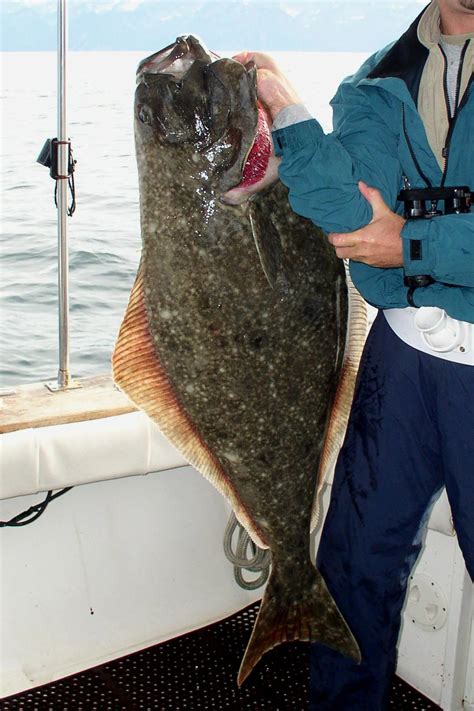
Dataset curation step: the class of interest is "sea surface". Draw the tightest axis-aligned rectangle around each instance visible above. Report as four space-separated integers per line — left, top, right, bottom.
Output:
1 50 368 387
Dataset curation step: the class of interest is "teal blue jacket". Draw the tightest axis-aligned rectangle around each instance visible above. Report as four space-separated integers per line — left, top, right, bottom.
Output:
272 16 474 323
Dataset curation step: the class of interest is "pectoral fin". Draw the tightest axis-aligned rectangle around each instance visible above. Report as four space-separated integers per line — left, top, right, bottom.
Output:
248 196 289 294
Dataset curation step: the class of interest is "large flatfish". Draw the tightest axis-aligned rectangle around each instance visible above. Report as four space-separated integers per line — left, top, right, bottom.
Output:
113 35 366 685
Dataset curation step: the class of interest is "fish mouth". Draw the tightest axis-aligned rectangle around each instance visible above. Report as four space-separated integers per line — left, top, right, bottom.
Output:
137 35 219 81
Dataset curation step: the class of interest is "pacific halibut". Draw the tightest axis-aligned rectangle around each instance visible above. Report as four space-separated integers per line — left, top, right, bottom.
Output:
113 35 367 686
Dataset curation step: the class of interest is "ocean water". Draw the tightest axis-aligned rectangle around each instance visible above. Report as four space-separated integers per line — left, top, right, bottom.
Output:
0 50 368 387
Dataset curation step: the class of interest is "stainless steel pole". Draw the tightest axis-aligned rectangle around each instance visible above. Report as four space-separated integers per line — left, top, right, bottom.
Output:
57 0 70 388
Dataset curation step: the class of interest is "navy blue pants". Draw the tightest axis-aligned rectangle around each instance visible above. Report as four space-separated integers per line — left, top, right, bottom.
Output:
310 311 474 710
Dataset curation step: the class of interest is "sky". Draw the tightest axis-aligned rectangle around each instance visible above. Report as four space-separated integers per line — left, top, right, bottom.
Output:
1 0 428 52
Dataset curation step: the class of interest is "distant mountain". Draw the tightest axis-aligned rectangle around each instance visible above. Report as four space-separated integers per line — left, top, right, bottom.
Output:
1 1 426 52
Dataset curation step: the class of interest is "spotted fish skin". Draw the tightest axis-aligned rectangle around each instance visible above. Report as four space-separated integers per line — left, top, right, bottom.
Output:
142 179 345 551
113 35 361 686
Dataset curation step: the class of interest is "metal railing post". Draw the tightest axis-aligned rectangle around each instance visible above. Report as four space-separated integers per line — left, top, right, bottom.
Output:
56 0 71 388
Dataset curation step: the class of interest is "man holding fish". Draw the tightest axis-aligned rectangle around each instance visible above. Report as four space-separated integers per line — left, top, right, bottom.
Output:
235 0 473 708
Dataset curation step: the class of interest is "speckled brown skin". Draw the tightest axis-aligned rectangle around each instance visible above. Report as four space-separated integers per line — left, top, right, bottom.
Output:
122 36 360 685
141 178 346 553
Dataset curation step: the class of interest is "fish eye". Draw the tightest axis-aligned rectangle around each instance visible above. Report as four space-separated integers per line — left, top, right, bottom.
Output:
137 104 153 124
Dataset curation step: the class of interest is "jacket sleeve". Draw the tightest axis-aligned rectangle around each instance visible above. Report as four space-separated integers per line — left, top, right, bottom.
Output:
348 259 474 322
272 77 411 309
348 211 474 313
402 212 474 288
272 78 403 234
272 69 474 320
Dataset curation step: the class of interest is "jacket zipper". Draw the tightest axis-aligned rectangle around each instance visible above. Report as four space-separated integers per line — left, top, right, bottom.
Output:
439 40 470 186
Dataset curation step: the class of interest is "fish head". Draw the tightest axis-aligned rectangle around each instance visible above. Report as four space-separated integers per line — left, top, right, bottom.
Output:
135 35 279 203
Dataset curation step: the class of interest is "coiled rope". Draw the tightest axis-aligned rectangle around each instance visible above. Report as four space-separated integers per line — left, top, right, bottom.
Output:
223 511 271 590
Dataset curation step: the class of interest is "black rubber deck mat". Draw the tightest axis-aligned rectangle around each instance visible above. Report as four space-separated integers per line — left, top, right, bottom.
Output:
3 602 441 710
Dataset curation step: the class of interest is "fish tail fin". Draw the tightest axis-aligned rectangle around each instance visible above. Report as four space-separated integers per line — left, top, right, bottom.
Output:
237 563 360 686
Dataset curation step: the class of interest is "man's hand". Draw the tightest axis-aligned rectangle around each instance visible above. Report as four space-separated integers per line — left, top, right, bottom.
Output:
328 182 405 268
232 51 301 120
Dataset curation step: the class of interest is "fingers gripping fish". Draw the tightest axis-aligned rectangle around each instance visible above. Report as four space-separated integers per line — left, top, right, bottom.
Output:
113 35 366 686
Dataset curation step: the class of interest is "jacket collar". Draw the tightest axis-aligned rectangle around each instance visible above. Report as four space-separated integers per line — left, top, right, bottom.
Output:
367 5 430 103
